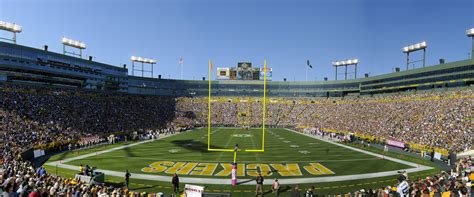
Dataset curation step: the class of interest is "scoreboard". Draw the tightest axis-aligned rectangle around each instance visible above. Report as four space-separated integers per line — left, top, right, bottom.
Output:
260 67 272 81
217 62 272 81
217 68 230 80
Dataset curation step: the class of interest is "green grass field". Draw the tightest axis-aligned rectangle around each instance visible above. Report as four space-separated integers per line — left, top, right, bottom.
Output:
45 128 439 196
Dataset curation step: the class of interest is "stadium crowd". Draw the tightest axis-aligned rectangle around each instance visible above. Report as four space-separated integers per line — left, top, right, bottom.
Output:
0 84 178 196
177 89 473 153
1 159 133 196
0 83 472 196
342 156 473 196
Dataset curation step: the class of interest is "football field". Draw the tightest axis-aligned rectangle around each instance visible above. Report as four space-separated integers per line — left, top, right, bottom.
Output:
45 128 436 195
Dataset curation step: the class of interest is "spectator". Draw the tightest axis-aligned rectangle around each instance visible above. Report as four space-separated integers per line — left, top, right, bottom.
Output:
172 173 179 194
271 178 280 196
291 185 301 197
79 164 84 175
125 169 131 189
255 173 264 196
304 186 314 197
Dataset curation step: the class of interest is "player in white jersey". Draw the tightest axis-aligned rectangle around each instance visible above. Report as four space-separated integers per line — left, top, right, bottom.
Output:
396 175 410 197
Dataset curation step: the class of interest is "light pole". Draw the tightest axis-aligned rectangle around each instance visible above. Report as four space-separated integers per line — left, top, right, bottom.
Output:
402 41 427 70
0 21 22 44
179 58 184 80
466 28 474 59
130 56 157 78
62 37 86 58
332 59 359 80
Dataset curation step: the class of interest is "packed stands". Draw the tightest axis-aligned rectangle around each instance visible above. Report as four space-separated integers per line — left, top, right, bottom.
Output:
0 83 472 195
176 88 473 153
0 84 178 196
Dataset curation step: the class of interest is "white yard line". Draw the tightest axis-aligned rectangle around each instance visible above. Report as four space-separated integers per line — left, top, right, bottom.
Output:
284 129 428 168
50 132 181 164
75 155 382 163
248 130 262 162
216 128 234 161
46 128 433 185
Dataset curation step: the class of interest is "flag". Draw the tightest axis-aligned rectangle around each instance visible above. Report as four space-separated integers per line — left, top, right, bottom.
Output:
179 58 183 65
307 60 313 69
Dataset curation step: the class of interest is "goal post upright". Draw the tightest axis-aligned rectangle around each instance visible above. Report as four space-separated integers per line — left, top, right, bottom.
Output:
244 59 267 152
262 59 267 151
207 59 235 152
208 59 212 151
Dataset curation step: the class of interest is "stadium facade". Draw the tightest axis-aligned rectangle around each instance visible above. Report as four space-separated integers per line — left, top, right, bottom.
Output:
0 41 473 97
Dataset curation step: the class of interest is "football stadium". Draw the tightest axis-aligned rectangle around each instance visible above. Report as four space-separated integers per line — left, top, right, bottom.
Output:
1 1 473 196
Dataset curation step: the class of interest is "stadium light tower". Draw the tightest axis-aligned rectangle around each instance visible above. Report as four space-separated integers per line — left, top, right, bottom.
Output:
0 20 22 44
402 41 427 70
130 56 157 78
62 37 86 58
466 28 474 59
332 59 359 80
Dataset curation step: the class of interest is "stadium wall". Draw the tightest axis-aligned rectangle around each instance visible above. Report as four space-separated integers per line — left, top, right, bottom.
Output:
1 41 473 97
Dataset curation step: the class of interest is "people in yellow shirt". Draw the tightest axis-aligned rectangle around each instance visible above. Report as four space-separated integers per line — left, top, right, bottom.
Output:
441 191 450 197
79 164 84 175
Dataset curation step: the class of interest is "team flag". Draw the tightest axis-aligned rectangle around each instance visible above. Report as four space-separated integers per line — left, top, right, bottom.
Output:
179 58 183 65
307 60 313 69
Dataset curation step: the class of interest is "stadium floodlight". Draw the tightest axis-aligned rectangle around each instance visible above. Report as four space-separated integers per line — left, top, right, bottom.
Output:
0 20 22 44
62 37 86 49
332 58 359 80
62 37 86 58
466 28 474 37
130 56 157 78
402 41 427 53
466 28 474 59
402 41 427 70
402 46 409 53
0 21 22 33
332 59 359 66
130 56 157 64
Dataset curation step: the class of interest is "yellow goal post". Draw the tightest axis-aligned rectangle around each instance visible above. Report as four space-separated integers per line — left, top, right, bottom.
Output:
207 59 267 152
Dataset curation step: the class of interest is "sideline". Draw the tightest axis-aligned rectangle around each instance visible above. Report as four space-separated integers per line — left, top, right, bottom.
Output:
284 129 427 168
49 131 182 164
46 129 433 185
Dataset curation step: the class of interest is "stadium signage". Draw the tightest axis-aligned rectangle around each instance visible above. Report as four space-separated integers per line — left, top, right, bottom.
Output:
184 184 204 197
142 161 334 177
386 139 405 148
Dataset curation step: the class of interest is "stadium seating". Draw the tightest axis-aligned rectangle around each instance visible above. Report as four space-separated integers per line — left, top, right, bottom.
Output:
0 84 472 196
176 89 473 153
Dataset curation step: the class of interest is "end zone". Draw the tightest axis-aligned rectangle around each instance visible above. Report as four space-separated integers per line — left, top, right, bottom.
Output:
207 59 268 152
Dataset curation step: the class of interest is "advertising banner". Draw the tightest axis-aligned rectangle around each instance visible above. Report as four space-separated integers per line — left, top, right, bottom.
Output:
434 152 442 160
386 139 405 149
260 67 272 81
33 150 45 158
184 184 205 197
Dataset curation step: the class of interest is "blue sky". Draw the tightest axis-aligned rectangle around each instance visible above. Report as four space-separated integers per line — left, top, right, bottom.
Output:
1 0 473 81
